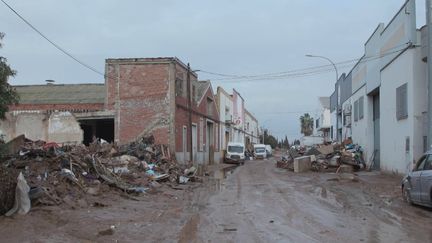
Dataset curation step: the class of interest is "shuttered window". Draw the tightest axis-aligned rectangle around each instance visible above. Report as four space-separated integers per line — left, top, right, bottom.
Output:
354 100 359 122
359 96 364 120
396 83 408 120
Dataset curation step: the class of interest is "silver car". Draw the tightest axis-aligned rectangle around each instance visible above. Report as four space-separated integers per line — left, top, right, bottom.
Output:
402 151 432 207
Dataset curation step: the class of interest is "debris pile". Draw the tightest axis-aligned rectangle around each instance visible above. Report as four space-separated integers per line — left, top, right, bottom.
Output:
0 135 196 215
277 140 367 173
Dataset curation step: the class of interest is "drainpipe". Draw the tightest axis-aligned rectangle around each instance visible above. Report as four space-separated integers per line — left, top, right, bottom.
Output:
187 63 193 162
427 0 432 148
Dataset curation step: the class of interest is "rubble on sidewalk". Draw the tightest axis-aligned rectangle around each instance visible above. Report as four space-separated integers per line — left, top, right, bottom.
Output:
276 139 367 174
0 135 198 215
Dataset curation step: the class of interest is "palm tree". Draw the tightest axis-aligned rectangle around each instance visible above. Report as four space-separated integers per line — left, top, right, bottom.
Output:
300 113 314 136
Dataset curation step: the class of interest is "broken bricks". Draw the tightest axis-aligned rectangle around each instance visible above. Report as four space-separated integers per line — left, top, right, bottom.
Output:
0 134 197 215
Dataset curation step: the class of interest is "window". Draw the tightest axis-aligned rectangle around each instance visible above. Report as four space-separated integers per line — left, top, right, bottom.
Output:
396 83 408 120
416 155 427 171
316 119 319 128
207 98 214 116
192 85 196 102
425 155 432 171
359 96 364 120
175 78 184 97
330 126 333 139
405 136 410 153
354 100 359 122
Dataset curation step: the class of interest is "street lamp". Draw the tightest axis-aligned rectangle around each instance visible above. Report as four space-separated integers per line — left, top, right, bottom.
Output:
306 54 340 141
305 54 339 82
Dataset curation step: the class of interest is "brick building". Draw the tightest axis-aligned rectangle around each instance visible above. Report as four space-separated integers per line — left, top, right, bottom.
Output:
1 57 221 164
105 57 221 164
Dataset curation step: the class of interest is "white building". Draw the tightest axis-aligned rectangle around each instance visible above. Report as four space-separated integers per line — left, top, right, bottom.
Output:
315 97 331 142
244 109 260 147
330 0 427 174
216 87 260 153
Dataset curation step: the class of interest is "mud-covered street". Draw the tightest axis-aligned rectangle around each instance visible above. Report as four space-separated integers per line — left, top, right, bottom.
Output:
2 155 431 242
196 157 432 243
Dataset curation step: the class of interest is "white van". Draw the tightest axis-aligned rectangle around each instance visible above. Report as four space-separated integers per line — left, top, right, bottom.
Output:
225 142 245 164
253 144 267 159
265 145 273 157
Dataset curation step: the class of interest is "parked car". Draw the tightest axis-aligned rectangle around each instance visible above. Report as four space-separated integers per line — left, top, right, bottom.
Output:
265 145 273 157
401 151 432 207
253 144 267 159
224 142 245 165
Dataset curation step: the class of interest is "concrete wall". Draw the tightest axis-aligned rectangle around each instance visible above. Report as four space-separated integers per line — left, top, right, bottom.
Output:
0 111 83 144
48 112 83 144
350 85 372 159
216 87 233 151
330 110 337 141
343 0 419 172
380 47 427 174
245 110 259 145
341 97 353 139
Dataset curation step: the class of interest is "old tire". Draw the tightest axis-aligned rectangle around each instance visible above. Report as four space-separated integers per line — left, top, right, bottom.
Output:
402 186 412 205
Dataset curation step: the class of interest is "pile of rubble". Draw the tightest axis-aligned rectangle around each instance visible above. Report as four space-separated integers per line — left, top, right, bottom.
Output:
277 139 367 173
0 135 197 216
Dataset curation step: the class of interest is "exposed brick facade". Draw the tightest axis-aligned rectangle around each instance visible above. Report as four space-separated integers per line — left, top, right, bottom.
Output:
175 83 220 154
104 57 220 160
9 103 104 112
105 58 174 146
7 57 221 163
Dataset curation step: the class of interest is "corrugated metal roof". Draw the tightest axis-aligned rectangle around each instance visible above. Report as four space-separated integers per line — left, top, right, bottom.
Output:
13 84 105 104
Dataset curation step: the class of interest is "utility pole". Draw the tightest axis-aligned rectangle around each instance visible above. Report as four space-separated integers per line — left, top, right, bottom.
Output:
428 0 432 148
306 55 339 142
187 63 193 162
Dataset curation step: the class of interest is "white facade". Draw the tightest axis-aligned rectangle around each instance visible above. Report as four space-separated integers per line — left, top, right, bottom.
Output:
336 0 427 173
330 110 337 141
217 87 234 151
300 136 324 147
244 109 260 145
380 46 427 174
315 97 331 141
341 97 353 139
216 87 259 152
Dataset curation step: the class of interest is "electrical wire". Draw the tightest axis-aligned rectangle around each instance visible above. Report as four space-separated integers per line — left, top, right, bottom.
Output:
1 0 413 85
201 42 412 82
0 0 105 77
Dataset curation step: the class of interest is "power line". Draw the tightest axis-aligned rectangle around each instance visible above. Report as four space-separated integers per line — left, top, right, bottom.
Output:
200 42 412 82
1 0 413 85
0 0 105 77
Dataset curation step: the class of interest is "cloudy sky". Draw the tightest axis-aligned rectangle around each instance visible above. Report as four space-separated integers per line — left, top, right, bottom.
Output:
0 0 427 141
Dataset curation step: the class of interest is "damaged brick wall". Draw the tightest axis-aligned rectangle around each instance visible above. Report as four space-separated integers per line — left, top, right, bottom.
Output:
105 58 177 147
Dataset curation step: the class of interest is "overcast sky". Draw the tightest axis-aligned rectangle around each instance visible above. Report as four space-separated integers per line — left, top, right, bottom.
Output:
0 0 427 141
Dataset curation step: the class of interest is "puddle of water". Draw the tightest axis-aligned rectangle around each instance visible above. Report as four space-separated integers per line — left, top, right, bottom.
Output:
208 166 237 192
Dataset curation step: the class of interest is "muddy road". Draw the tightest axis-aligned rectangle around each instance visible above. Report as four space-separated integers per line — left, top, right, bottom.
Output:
1 157 432 242
196 158 432 243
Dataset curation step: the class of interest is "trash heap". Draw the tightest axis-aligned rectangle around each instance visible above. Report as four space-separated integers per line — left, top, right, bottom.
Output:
0 135 196 215
276 139 367 173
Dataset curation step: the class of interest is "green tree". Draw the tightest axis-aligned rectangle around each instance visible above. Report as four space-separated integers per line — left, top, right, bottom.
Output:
260 129 278 148
283 136 289 148
0 33 19 120
300 113 314 136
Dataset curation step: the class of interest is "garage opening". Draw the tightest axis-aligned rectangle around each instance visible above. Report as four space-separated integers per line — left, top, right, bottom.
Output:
79 119 114 145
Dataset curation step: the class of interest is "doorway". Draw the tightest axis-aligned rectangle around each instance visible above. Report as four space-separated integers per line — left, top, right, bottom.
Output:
192 124 197 162
182 126 187 162
373 94 380 170
79 119 114 145
207 121 214 164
